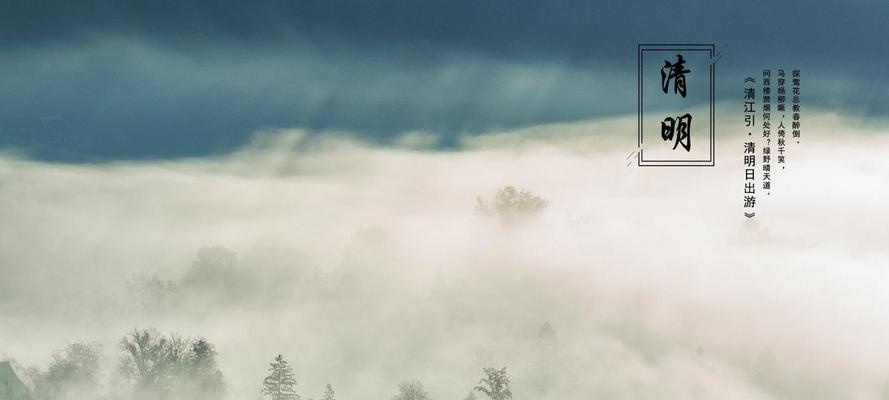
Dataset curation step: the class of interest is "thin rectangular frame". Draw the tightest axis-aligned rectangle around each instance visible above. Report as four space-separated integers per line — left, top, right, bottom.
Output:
637 43 715 167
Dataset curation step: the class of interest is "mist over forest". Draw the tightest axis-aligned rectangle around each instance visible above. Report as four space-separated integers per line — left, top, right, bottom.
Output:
2 111 889 400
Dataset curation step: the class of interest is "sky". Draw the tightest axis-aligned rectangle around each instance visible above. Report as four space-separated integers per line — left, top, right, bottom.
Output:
1 0 887 160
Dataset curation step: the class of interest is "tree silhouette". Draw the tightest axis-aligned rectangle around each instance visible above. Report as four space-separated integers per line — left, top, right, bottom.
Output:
475 186 548 225
392 379 429 400
118 329 225 400
321 383 336 400
181 338 225 400
33 342 102 400
474 367 512 400
537 322 556 340
119 328 186 391
262 355 299 400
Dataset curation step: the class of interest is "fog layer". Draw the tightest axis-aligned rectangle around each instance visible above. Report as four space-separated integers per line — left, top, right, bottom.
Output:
1 111 888 399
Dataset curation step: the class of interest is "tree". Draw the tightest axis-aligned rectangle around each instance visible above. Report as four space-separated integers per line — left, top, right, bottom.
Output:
262 355 299 400
126 273 176 310
475 186 548 225
119 328 184 391
118 329 225 400
33 342 102 400
182 246 258 302
179 338 225 400
321 384 336 400
391 380 429 400
537 322 556 340
474 367 512 400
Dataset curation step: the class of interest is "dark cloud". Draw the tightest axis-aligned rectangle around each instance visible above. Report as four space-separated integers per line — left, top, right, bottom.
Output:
0 1 887 161
0 39 632 160
3 0 887 61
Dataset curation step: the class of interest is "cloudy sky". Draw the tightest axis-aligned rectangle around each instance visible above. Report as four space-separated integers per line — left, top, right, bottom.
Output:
1 0 887 160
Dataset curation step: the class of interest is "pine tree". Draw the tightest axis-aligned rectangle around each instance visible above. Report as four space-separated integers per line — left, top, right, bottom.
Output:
321 384 336 400
262 355 299 400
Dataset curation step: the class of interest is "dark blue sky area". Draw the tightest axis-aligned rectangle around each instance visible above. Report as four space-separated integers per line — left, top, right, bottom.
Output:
1 1 886 161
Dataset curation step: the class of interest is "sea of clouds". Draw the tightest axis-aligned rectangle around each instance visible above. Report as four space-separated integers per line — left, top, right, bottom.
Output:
1 109 888 399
